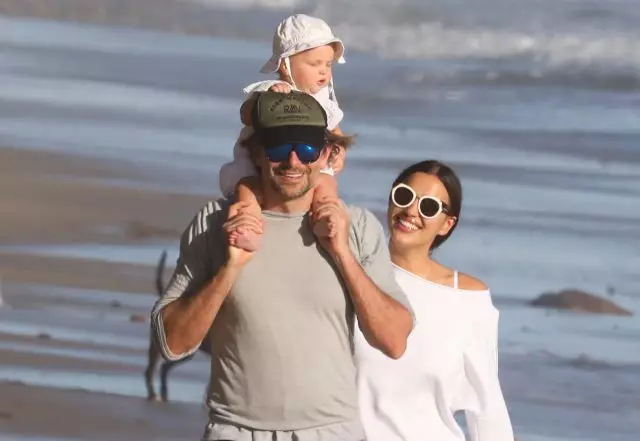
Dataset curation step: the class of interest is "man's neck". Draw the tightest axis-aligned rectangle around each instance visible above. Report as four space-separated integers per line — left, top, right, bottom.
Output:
261 191 313 214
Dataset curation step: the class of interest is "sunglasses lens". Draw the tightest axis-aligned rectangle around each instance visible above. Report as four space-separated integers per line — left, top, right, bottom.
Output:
392 186 414 207
265 144 293 162
294 144 321 164
419 198 441 218
265 144 321 164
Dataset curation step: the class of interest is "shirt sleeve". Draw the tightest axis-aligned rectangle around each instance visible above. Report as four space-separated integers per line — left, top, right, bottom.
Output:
463 307 515 441
348 206 416 325
150 200 225 361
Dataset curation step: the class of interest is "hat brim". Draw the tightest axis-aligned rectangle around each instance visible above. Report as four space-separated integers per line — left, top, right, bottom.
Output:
258 126 326 150
259 39 346 74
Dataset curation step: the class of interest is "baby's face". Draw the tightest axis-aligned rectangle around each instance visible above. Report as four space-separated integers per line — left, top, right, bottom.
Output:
288 44 336 94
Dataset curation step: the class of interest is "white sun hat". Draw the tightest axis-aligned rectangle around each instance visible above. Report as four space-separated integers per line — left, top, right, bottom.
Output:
260 14 346 74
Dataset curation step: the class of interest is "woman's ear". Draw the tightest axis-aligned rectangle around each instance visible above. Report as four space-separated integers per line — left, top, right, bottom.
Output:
438 216 457 237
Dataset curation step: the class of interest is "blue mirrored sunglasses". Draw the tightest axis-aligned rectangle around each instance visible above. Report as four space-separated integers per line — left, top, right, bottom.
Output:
264 143 322 164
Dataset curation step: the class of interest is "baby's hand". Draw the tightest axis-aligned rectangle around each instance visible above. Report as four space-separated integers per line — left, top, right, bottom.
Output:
270 83 292 93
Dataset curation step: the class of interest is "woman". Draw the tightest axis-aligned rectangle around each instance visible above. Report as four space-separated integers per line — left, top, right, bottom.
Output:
355 160 514 441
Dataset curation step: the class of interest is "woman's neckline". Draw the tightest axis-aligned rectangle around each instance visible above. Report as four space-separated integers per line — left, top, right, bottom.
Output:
392 263 490 294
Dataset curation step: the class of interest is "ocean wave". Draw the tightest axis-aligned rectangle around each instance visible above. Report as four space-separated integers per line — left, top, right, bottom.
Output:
187 0 640 78
398 66 640 91
331 21 640 73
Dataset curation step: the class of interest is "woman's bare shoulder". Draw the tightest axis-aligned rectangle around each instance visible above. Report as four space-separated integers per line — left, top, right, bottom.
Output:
458 273 489 291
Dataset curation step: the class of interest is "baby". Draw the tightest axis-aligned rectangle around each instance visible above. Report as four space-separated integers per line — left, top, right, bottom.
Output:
218 14 348 251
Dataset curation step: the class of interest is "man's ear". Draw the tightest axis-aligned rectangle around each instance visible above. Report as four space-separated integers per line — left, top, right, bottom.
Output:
241 136 263 172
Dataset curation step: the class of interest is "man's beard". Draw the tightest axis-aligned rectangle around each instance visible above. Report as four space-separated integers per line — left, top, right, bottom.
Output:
268 165 313 201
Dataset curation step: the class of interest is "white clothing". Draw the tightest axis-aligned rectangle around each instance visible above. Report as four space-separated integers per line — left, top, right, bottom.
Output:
260 14 345 74
355 265 514 441
218 80 343 197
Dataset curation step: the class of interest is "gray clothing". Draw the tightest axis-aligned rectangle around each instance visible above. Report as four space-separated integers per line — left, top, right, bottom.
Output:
151 199 413 439
206 419 363 441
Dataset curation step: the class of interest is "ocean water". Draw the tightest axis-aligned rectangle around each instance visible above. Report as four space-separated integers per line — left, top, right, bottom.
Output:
1 2 639 439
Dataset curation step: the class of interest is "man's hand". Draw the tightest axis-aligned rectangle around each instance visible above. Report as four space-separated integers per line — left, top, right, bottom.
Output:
311 197 351 260
270 82 292 93
223 202 263 267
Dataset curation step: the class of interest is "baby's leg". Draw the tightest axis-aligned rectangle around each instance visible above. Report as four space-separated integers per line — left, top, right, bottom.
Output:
312 172 339 238
229 176 263 252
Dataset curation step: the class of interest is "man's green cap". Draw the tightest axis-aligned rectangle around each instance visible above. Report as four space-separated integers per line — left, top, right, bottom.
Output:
252 91 328 149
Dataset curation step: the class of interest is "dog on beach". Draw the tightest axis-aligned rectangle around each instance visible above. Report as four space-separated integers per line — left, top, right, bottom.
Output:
144 250 210 403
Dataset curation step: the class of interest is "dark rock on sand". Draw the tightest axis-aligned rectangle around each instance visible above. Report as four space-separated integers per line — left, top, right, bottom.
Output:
530 289 633 316
130 313 146 323
125 221 179 240
568 354 612 370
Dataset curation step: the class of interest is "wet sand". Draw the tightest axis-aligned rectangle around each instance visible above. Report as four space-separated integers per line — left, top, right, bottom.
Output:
0 382 205 441
0 146 213 440
0 146 205 290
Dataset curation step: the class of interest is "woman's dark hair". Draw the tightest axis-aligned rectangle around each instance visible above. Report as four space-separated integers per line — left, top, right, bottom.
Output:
391 160 463 252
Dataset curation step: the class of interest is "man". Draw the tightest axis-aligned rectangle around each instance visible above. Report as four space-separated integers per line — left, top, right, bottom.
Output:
151 91 414 440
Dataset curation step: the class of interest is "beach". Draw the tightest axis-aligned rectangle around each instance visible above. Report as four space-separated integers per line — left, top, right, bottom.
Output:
0 147 212 440
0 383 205 441
1 147 638 441
1 4 639 440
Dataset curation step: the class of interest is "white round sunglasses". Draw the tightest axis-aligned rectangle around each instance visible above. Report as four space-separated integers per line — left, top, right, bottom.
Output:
390 183 450 219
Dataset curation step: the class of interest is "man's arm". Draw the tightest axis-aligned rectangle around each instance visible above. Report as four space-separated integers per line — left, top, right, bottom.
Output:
332 250 413 359
158 264 241 358
314 201 414 359
151 201 259 360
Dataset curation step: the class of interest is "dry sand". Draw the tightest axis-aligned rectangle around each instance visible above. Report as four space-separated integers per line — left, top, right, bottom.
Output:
0 146 213 440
